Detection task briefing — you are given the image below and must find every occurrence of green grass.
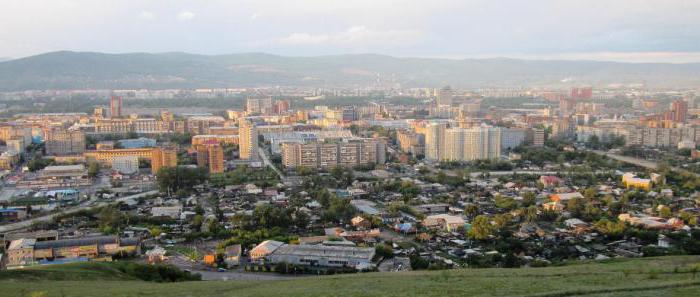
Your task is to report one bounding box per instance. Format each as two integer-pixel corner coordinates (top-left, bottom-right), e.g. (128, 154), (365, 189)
(1, 256), (700, 297)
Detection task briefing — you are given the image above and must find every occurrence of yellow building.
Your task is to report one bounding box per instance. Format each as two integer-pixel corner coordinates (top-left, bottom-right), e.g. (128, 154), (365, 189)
(622, 173), (652, 191)
(84, 147), (177, 174)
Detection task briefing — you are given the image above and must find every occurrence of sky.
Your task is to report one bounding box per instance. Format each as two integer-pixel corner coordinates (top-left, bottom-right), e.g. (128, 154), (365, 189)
(1, 0), (700, 63)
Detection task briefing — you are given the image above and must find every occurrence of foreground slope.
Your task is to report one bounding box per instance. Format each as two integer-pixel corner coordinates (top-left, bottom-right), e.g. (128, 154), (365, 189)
(1, 256), (699, 297)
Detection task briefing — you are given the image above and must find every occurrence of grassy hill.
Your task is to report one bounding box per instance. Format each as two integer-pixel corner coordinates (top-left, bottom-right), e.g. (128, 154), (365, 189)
(1, 256), (700, 297)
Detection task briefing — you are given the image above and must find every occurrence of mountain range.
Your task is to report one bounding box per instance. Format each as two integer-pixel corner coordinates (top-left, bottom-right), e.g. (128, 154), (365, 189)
(0, 51), (699, 91)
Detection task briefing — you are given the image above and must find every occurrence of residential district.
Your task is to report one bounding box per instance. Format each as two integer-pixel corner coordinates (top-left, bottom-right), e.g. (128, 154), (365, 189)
(0, 86), (699, 278)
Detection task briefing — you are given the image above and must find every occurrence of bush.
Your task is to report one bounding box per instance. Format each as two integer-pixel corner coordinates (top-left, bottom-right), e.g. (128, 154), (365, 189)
(114, 262), (201, 282)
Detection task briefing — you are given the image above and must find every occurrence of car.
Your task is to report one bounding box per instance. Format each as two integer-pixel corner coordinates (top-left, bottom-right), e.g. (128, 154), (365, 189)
(217, 268), (227, 272)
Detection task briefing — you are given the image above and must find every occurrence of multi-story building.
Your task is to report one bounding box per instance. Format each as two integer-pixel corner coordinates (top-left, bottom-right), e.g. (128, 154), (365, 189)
(196, 141), (225, 174)
(239, 120), (258, 160)
(186, 116), (226, 135)
(397, 129), (425, 156)
(500, 128), (527, 151)
(110, 96), (123, 118)
(526, 128), (545, 147)
(6, 236), (139, 268)
(0, 151), (20, 170)
(443, 126), (501, 161)
(84, 147), (176, 174)
(117, 137), (157, 149)
(151, 147), (178, 173)
(436, 86), (453, 106)
(246, 97), (273, 115)
(281, 138), (385, 168)
(112, 156), (139, 174)
(670, 100), (688, 123)
(44, 128), (85, 156)
(425, 122), (447, 161)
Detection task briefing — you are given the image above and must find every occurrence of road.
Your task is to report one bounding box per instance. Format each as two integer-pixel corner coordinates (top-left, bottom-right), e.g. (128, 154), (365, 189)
(591, 150), (698, 177)
(258, 146), (285, 179)
(0, 190), (159, 234)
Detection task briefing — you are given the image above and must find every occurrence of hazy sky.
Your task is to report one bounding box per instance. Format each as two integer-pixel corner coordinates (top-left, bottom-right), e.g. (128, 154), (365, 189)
(2, 0), (700, 62)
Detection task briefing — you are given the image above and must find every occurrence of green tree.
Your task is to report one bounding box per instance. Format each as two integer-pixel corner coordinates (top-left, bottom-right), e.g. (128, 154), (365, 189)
(88, 160), (100, 178)
(468, 215), (494, 240)
(521, 192), (536, 207)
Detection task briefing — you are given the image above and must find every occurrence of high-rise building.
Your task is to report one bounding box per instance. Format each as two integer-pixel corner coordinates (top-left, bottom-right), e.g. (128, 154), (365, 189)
(246, 97), (273, 115)
(436, 86), (453, 106)
(526, 128), (545, 147)
(110, 96), (123, 118)
(239, 120), (258, 160)
(397, 130), (425, 156)
(425, 122), (447, 161)
(94, 107), (105, 119)
(196, 141), (224, 174)
(570, 87), (592, 99)
(443, 126), (501, 161)
(500, 128), (527, 151)
(273, 100), (291, 114)
(151, 146), (178, 173)
(670, 100), (688, 122)
(45, 128), (85, 156)
(161, 110), (174, 122)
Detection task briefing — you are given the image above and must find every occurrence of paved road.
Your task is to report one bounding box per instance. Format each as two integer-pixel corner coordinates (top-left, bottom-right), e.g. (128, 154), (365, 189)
(0, 190), (159, 234)
(591, 150), (698, 177)
(258, 146), (285, 179)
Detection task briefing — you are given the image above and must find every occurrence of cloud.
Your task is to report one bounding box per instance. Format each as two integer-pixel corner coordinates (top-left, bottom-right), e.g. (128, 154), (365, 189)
(279, 26), (423, 47)
(138, 11), (156, 20)
(178, 11), (195, 21)
(250, 13), (260, 20)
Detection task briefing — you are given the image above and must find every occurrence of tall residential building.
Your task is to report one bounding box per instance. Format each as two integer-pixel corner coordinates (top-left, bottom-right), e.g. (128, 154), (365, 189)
(45, 128), (85, 156)
(670, 100), (688, 123)
(151, 147), (178, 173)
(239, 120), (258, 160)
(500, 128), (527, 151)
(526, 128), (546, 147)
(246, 97), (273, 115)
(436, 86), (453, 106)
(94, 107), (105, 119)
(443, 126), (501, 161)
(425, 122), (447, 161)
(274, 100), (291, 114)
(281, 139), (385, 168)
(110, 96), (123, 118)
(397, 130), (425, 156)
(197, 142), (224, 174)
(161, 110), (174, 122)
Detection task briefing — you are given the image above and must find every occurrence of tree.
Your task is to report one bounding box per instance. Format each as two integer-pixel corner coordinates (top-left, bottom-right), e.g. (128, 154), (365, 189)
(88, 161), (100, 178)
(658, 205), (672, 219)
(465, 204), (479, 219)
(294, 210), (309, 229)
(468, 215), (494, 240)
(524, 206), (538, 222)
(522, 192), (536, 207)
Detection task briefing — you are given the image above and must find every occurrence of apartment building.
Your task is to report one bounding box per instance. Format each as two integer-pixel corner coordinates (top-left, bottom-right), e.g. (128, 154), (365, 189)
(44, 128), (85, 156)
(281, 138), (385, 168)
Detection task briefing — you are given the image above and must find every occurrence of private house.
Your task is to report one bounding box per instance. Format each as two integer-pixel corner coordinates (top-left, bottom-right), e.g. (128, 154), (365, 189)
(225, 244), (242, 267)
(539, 175), (563, 188)
(422, 214), (465, 232)
(550, 192), (584, 202)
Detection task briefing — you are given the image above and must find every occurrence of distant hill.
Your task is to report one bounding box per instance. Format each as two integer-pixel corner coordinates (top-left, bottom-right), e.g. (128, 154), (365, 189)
(1, 51), (700, 91)
(1, 256), (699, 297)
